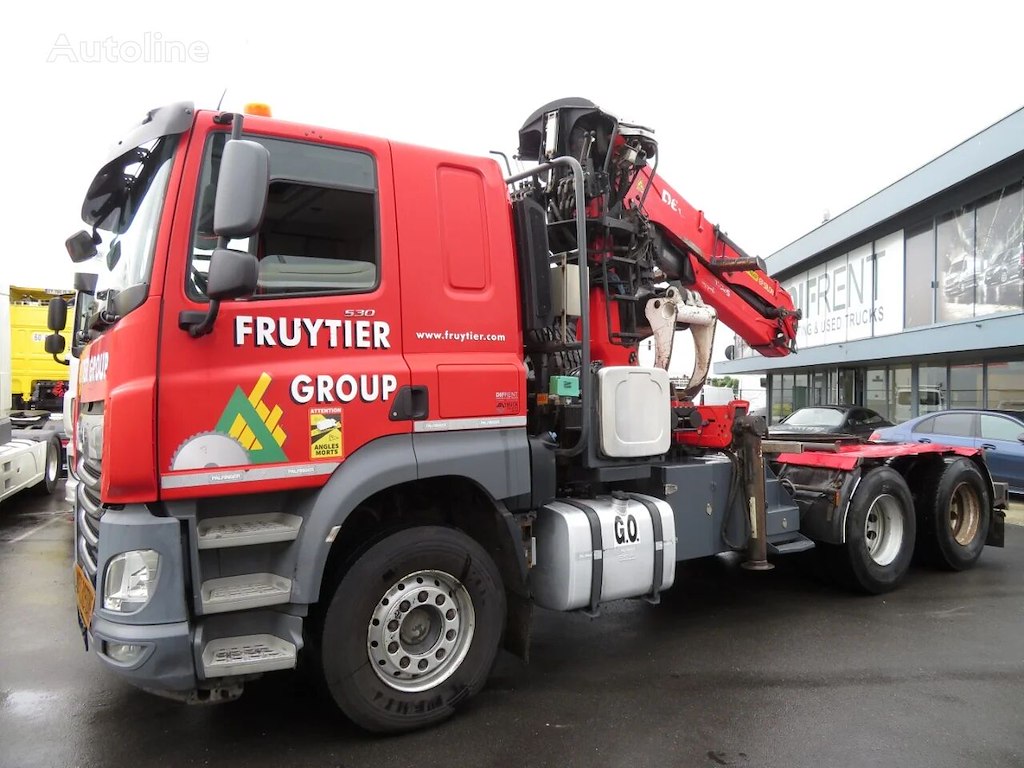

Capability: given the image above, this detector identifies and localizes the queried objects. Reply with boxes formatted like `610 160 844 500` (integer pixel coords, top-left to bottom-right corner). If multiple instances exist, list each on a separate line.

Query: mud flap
987 481 1008 548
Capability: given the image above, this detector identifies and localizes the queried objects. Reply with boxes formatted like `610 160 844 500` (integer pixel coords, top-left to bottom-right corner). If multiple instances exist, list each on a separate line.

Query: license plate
75 562 96 630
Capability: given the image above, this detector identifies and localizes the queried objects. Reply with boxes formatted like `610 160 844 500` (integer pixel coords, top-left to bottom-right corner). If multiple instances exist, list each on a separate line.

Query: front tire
917 458 990 571
32 437 60 496
320 526 505 733
837 467 916 594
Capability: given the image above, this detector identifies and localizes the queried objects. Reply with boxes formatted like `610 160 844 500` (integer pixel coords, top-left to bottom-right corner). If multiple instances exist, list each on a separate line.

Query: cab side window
188 132 378 299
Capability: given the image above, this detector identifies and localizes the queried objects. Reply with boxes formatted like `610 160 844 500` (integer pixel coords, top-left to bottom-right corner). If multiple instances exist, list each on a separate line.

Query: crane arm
626 166 800 358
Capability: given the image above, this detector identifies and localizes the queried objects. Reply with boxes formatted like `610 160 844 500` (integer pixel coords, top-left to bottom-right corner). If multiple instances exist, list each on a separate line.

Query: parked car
943 255 975 302
768 405 893 439
983 243 1023 288
870 409 1024 495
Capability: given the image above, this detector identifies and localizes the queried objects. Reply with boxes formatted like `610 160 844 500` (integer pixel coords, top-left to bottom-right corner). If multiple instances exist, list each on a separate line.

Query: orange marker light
244 102 272 117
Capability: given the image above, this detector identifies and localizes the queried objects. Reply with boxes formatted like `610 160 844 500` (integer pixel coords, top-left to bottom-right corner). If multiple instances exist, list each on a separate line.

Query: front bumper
78 504 201 693
90 616 197 691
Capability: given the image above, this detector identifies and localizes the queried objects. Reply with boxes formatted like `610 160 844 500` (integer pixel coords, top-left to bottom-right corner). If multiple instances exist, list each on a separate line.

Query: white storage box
597 366 671 457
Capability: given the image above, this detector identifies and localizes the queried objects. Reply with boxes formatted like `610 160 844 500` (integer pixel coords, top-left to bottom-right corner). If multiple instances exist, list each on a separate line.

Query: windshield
783 408 845 427
85 136 177 315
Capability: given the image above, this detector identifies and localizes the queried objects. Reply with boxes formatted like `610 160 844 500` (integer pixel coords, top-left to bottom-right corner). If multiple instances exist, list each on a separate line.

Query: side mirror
47 297 68 331
74 272 98 294
206 248 258 301
65 230 99 263
44 333 66 355
213 139 271 238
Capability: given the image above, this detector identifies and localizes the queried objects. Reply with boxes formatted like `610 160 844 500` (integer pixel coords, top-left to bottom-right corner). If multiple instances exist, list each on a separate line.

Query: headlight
103 550 160 613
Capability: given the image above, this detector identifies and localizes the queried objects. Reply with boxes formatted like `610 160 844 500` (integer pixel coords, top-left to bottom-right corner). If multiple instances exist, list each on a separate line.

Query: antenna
216 88 228 111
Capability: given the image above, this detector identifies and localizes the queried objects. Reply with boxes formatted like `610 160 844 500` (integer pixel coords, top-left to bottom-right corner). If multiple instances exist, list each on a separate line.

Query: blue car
871 409 1024 495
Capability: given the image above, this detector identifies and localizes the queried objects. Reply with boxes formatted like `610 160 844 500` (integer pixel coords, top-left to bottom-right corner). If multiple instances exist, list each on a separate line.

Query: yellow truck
0 285 64 501
10 286 74 411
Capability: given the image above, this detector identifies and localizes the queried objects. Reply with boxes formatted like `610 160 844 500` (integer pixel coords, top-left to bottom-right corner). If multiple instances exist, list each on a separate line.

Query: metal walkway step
200 573 292 614
197 513 302 550
768 534 816 556
201 634 296 677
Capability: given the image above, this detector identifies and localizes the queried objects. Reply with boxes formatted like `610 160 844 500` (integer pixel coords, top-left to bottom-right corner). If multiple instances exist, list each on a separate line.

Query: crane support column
735 414 773 571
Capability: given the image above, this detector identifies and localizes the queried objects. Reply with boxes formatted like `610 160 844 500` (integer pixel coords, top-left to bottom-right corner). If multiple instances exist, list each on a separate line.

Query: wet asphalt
2 484 1023 768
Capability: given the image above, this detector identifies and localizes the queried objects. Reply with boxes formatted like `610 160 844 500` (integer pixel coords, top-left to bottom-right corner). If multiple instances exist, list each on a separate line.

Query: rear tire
917 458 990 571
319 526 505 733
836 467 916 594
32 437 60 496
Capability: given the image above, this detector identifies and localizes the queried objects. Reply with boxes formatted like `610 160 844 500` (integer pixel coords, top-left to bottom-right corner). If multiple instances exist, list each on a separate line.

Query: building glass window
772 373 812 421
975 185 1024 316
918 365 947 417
811 371 828 405
793 373 810 411
891 366 912 422
838 369 859 405
770 374 784 423
904 224 934 327
986 360 1024 410
866 368 888 420
950 364 982 409
936 207 976 323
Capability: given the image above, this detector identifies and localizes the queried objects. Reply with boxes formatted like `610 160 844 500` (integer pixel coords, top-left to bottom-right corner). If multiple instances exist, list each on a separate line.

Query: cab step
201 634 296 677
200 573 292 614
768 534 816 555
196 513 302 550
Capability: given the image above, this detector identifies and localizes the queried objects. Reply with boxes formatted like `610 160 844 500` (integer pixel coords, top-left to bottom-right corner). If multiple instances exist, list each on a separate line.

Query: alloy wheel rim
366 569 475 693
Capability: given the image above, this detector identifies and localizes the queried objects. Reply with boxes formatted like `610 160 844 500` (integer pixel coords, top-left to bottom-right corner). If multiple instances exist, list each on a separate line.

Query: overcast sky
2 0 1022 393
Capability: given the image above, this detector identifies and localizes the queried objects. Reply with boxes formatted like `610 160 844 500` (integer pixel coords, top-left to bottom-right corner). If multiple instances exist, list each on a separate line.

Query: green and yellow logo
215 372 288 464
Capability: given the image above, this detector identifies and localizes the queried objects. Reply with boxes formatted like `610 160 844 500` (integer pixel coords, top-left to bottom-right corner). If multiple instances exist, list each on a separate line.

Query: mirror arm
53 354 70 367
183 113 243 338
184 300 221 338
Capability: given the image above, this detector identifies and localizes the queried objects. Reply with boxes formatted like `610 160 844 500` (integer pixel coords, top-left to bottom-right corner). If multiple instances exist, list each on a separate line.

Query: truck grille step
196 513 302 549
200 573 292 614
201 634 296 677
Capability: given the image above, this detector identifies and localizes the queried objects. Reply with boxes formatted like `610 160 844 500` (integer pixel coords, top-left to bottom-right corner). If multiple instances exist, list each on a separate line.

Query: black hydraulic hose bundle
721 449 750 550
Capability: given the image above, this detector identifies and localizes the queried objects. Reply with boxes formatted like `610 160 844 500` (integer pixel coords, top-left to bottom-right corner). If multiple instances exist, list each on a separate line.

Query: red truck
60 99 1006 733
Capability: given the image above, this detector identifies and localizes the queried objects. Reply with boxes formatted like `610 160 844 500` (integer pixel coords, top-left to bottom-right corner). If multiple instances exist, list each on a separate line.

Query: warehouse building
717 106 1024 424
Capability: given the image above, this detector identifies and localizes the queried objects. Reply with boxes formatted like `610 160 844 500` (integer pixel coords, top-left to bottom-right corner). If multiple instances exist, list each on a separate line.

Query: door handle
981 443 996 450
917 438 931 443
390 386 429 421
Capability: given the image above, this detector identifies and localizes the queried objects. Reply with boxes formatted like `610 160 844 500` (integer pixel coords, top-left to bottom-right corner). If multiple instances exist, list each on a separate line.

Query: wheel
319 526 505 733
837 467 916 594
917 458 990 571
32 437 60 496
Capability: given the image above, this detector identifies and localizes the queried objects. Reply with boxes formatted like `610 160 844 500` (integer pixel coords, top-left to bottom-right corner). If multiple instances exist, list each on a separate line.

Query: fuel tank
531 493 676 612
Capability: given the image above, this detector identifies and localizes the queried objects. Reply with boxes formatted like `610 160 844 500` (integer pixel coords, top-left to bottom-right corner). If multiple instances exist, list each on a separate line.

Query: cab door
155 116 409 498
391 143 525 429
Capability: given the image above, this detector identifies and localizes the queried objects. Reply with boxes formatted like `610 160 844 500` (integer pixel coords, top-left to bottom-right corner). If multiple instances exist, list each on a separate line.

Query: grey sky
3 0 1022 394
